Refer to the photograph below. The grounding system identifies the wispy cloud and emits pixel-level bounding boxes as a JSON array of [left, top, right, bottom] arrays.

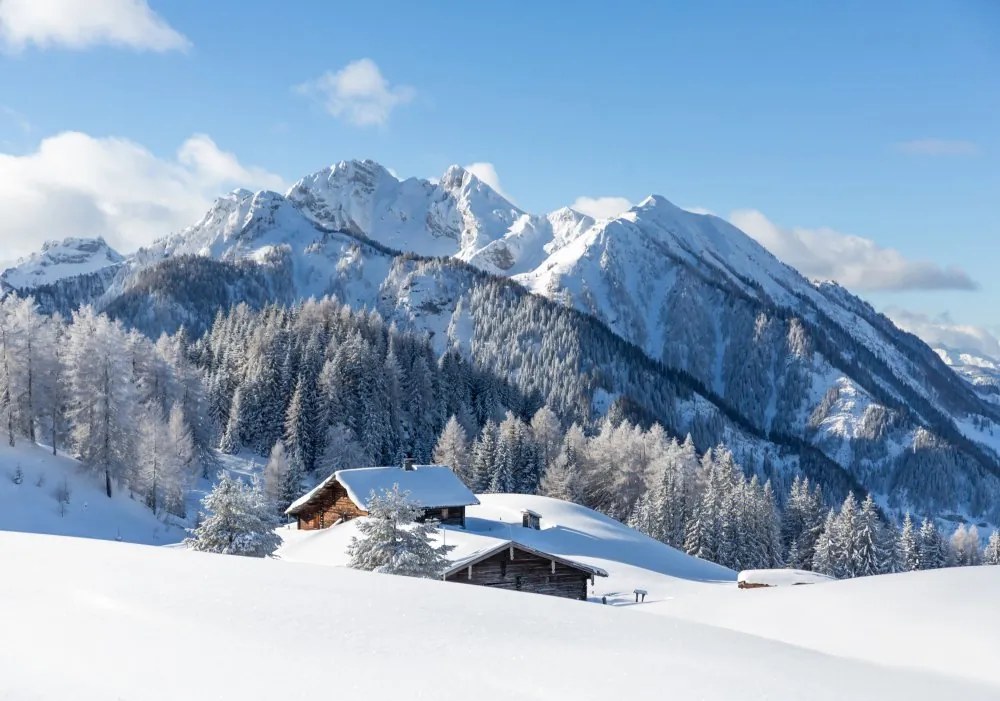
[[730, 209, 978, 292], [0, 105, 32, 133], [463, 162, 514, 202], [296, 59, 415, 127], [894, 138, 980, 157], [570, 196, 633, 220], [0, 0, 189, 53], [0, 131, 284, 259], [886, 308, 1000, 360]]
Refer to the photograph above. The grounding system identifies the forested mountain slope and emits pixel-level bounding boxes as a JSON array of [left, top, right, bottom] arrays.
[[8, 159, 1000, 522]]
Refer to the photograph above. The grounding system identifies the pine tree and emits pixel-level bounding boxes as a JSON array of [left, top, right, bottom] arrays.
[[812, 509, 837, 576], [854, 494, 885, 578], [899, 514, 919, 571], [918, 518, 947, 570], [470, 420, 499, 493], [346, 485, 454, 578], [185, 472, 281, 557]]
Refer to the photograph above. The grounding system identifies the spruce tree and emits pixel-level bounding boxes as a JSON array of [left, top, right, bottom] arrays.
[[898, 513, 918, 571], [984, 530, 1000, 566], [346, 485, 454, 578], [918, 518, 946, 570], [186, 473, 281, 557]]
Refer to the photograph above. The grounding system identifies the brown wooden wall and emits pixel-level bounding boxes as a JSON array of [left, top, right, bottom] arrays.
[[446, 547, 590, 600], [420, 506, 466, 528], [296, 482, 468, 530], [297, 481, 367, 530]]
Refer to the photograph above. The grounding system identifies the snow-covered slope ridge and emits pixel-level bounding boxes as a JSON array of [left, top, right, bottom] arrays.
[[1, 237, 123, 291], [4, 530, 996, 700], [0, 442, 184, 545]]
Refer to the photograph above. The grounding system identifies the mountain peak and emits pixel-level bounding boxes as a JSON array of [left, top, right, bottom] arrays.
[[1, 236, 124, 292]]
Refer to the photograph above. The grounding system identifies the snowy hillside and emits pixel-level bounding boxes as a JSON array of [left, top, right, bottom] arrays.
[[3, 530, 997, 700], [0, 442, 185, 545], [279, 494, 735, 602], [653, 566, 1000, 690]]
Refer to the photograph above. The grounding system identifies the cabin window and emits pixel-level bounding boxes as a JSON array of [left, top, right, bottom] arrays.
[[441, 508, 450, 520], [500, 560, 507, 577]]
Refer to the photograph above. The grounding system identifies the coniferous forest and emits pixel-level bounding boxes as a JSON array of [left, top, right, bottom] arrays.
[[2, 292, 999, 576]]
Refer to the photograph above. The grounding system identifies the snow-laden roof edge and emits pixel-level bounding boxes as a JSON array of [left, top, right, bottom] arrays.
[[442, 540, 608, 579], [737, 569, 835, 586], [286, 464, 479, 515]]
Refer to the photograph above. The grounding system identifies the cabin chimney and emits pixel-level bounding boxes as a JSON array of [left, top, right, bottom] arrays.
[[403, 455, 415, 471]]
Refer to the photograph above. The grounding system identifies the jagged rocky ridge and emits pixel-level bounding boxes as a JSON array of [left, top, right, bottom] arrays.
[[8, 160, 1000, 521]]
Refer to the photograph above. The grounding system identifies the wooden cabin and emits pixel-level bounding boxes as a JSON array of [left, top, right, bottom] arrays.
[[285, 459, 479, 530], [442, 541, 607, 601]]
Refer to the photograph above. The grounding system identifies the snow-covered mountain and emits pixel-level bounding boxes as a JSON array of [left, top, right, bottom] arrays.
[[1, 237, 123, 290], [1, 237, 125, 315], [936, 346, 1000, 402], [13, 158, 1000, 521]]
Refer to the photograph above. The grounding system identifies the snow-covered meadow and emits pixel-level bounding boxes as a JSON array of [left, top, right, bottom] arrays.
[[2, 529, 999, 701]]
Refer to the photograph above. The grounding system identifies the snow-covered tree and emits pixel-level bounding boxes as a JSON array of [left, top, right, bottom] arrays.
[[899, 513, 919, 572], [185, 472, 281, 557], [949, 524, 982, 567], [346, 485, 454, 578], [433, 416, 471, 485], [984, 530, 1000, 566], [918, 518, 947, 570], [263, 441, 301, 514], [530, 405, 562, 473]]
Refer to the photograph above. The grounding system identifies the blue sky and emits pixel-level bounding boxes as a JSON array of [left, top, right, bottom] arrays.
[[0, 0, 998, 352]]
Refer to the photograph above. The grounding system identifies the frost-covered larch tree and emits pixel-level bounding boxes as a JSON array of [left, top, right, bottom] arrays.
[[433, 415, 471, 486], [346, 485, 454, 578], [186, 472, 281, 557], [949, 524, 982, 567]]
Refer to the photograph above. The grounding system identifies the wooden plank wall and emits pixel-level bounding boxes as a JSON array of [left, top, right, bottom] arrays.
[[446, 548, 589, 600], [297, 482, 367, 530]]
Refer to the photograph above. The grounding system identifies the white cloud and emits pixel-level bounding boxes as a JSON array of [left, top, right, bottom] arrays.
[[296, 59, 415, 127], [0, 131, 285, 259], [730, 209, 977, 292], [894, 138, 980, 157], [0, 0, 189, 53], [570, 196, 633, 220], [886, 308, 1000, 360], [463, 162, 514, 202]]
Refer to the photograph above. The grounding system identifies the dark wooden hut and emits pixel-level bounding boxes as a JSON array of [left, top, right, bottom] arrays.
[[442, 541, 607, 601]]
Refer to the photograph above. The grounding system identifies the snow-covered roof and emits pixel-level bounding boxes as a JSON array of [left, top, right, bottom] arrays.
[[737, 569, 835, 587], [443, 540, 608, 579], [286, 464, 479, 515]]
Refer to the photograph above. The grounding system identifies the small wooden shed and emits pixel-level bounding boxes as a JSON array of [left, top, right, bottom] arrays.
[[285, 461, 479, 530], [442, 541, 607, 601]]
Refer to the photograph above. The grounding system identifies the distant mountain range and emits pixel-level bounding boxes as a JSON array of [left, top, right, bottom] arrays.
[[4, 159, 999, 523]]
